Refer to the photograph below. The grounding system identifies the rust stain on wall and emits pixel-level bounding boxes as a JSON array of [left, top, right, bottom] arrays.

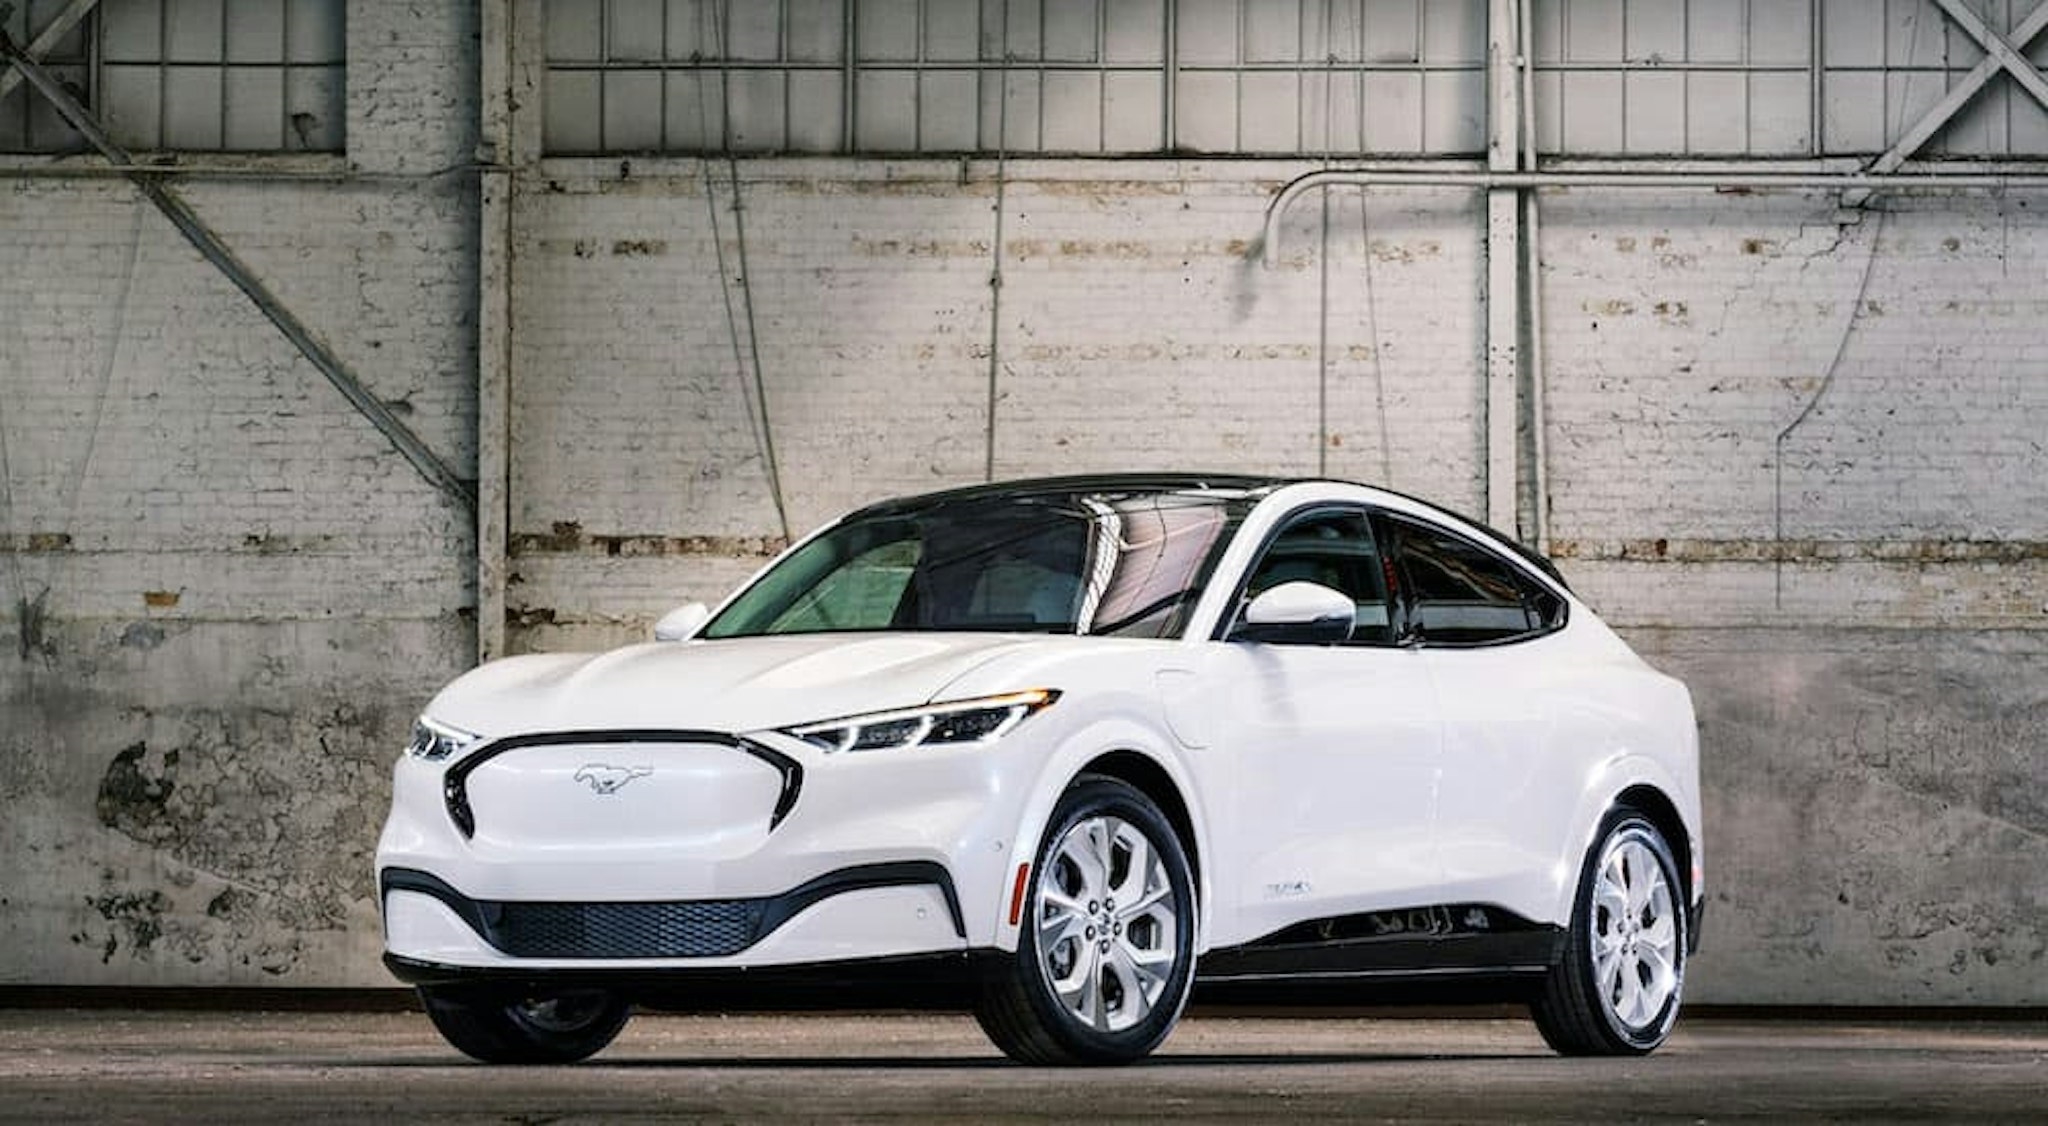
[[509, 524, 788, 559], [1548, 538, 2048, 564]]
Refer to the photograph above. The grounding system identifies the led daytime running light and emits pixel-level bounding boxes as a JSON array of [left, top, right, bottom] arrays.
[[786, 689, 1059, 754], [407, 716, 481, 761]]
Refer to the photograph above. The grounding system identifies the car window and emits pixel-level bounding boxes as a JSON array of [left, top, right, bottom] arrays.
[[1240, 510, 1393, 645], [768, 538, 921, 633], [702, 488, 1251, 639], [1381, 515, 1553, 645]]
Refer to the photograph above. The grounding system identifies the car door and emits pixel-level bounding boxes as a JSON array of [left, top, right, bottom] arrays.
[[1203, 507, 1444, 943], [1375, 512, 1578, 912]]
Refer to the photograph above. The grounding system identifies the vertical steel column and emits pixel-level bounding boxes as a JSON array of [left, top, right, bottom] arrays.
[[476, 1, 537, 663], [1484, 0, 1524, 535]]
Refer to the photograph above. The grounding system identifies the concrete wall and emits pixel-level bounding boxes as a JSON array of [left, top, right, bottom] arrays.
[[0, 6, 479, 986], [2, 2, 2042, 1002]]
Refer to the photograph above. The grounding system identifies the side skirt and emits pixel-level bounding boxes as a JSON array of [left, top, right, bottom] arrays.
[[1193, 904, 1564, 1006]]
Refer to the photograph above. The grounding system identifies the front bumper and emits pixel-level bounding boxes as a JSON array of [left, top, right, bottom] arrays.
[[381, 862, 965, 968], [376, 725, 1033, 970]]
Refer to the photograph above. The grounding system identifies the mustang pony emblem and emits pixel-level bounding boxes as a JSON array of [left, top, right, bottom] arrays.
[[574, 764, 652, 795]]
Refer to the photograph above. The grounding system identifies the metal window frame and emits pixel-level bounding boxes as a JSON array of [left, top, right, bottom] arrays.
[[540, 0, 1497, 156], [92, 0, 344, 153]]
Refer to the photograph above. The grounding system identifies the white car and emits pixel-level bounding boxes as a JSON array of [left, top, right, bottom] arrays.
[[378, 475, 1701, 1065]]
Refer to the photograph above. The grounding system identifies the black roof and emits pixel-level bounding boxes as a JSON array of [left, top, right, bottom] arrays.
[[843, 472, 1569, 590], [847, 473, 1292, 519]]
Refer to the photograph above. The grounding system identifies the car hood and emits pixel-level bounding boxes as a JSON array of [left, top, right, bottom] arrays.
[[426, 632, 1062, 739]]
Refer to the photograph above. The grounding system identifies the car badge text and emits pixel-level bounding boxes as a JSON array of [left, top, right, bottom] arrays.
[[575, 764, 652, 795]]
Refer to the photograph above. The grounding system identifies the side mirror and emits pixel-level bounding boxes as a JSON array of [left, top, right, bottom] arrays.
[[1232, 581, 1355, 645], [652, 602, 710, 642]]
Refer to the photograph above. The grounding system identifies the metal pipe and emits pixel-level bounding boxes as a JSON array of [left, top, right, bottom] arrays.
[[1261, 167, 2048, 267], [1517, 0, 1548, 552]]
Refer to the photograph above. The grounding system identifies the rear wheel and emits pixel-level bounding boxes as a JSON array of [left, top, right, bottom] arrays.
[[418, 985, 630, 1064], [975, 776, 1196, 1065], [1532, 811, 1687, 1055]]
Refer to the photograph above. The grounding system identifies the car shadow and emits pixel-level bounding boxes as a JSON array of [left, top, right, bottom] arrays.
[[332, 1050, 1538, 1070]]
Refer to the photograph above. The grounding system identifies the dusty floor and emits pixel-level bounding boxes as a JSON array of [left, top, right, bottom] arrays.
[[0, 1008, 2042, 1123]]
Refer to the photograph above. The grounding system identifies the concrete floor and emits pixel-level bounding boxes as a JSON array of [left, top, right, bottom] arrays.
[[0, 1008, 2043, 1123]]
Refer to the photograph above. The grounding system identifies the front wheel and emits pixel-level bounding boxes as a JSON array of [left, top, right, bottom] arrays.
[[418, 985, 630, 1064], [1532, 811, 1688, 1056], [975, 775, 1197, 1065]]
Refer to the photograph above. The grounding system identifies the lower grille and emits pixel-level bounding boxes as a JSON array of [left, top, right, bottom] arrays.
[[489, 900, 765, 958], [381, 861, 965, 961]]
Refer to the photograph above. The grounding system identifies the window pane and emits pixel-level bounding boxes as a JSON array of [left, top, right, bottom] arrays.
[[544, 68, 603, 152], [26, 64, 88, 150], [788, 68, 844, 149], [163, 64, 224, 148], [548, 0, 604, 59], [167, 0, 224, 62], [604, 69, 665, 150], [609, 0, 666, 62], [856, 0, 917, 61], [224, 66, 283, 148], [284, 65, 342, 149], [102, 0, 163, 63], [225, 0, 285, 62], [1043, 0, 1099, 63], [1388, 519, 1535, 645], [786, 0, 844, 61], [1103, 0, 1163, 63], [919, 69, 979, 151], [286, 0, 343, 62], [1244, 512, 1393, 645], [103, 64, 163, 147]]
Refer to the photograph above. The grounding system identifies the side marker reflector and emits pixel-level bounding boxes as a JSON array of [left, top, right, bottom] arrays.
[[1007, 863, 1031, 927]]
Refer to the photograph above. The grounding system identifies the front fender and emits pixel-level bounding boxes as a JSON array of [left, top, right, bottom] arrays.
[[986, 715, 1212, 956]]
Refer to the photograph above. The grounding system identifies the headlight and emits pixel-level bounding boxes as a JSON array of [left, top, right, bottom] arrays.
[[407, 716, 481, 761], [783, 689, 1059, 754]]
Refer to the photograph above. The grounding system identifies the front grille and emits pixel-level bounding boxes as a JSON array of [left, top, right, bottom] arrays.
[[489, 900, 766, 958]]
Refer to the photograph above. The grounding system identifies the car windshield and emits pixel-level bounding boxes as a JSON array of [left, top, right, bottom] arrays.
[[701, 487, 1255, 640]]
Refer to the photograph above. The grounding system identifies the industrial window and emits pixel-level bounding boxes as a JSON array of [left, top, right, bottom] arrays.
[[0, 0, 345, 154], [543, 0, 2048, 158], [539, 0, 1489, 155], [0, 1, 91, 150], [1534, 0, 2048, 158]]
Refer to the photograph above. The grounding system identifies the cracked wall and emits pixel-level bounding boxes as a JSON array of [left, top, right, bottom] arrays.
[[2, 2, 2043, 1003], [0, 5, 478, 986]]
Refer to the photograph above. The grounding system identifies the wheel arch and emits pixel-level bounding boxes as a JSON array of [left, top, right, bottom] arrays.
[[1075, 749, 1202, 895], [1613, 784, 1694, 907], [1608, 783, 1702, 955]]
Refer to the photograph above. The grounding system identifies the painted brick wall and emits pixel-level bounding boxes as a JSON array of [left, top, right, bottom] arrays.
[[509, 162, 1488, 650], [0, 14, 478, 985], [507, 166, 2046, 1005], [2, 0, 2041, 1004]]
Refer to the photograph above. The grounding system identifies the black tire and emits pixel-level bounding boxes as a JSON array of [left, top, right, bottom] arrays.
[[975, 775, 1197, 1065], [1532, 810, 1688, 1056], [418, 985, 630, 1064]]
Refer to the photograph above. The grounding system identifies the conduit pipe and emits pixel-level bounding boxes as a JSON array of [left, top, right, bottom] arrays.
[[1261, 168, 2048, 268]]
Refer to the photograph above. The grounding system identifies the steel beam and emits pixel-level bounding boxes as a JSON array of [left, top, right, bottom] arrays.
[[0, 23, 476, 512], [1844, 0, 2048, 205], [0, 0, 98, 105], [1484, 0, 1523, 535], [1865, 1, 2048, 177], [475, 2, 526, 662]]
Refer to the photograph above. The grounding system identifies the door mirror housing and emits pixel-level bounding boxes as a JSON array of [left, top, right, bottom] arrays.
[[653, 602, 711, 642], [1232, 581, 1355, 645]]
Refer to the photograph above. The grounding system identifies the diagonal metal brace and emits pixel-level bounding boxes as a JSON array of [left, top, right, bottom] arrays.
[[0, 21, 477, 511], [0, 0, 99, 104], [1850, 0, 2048, 203]]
